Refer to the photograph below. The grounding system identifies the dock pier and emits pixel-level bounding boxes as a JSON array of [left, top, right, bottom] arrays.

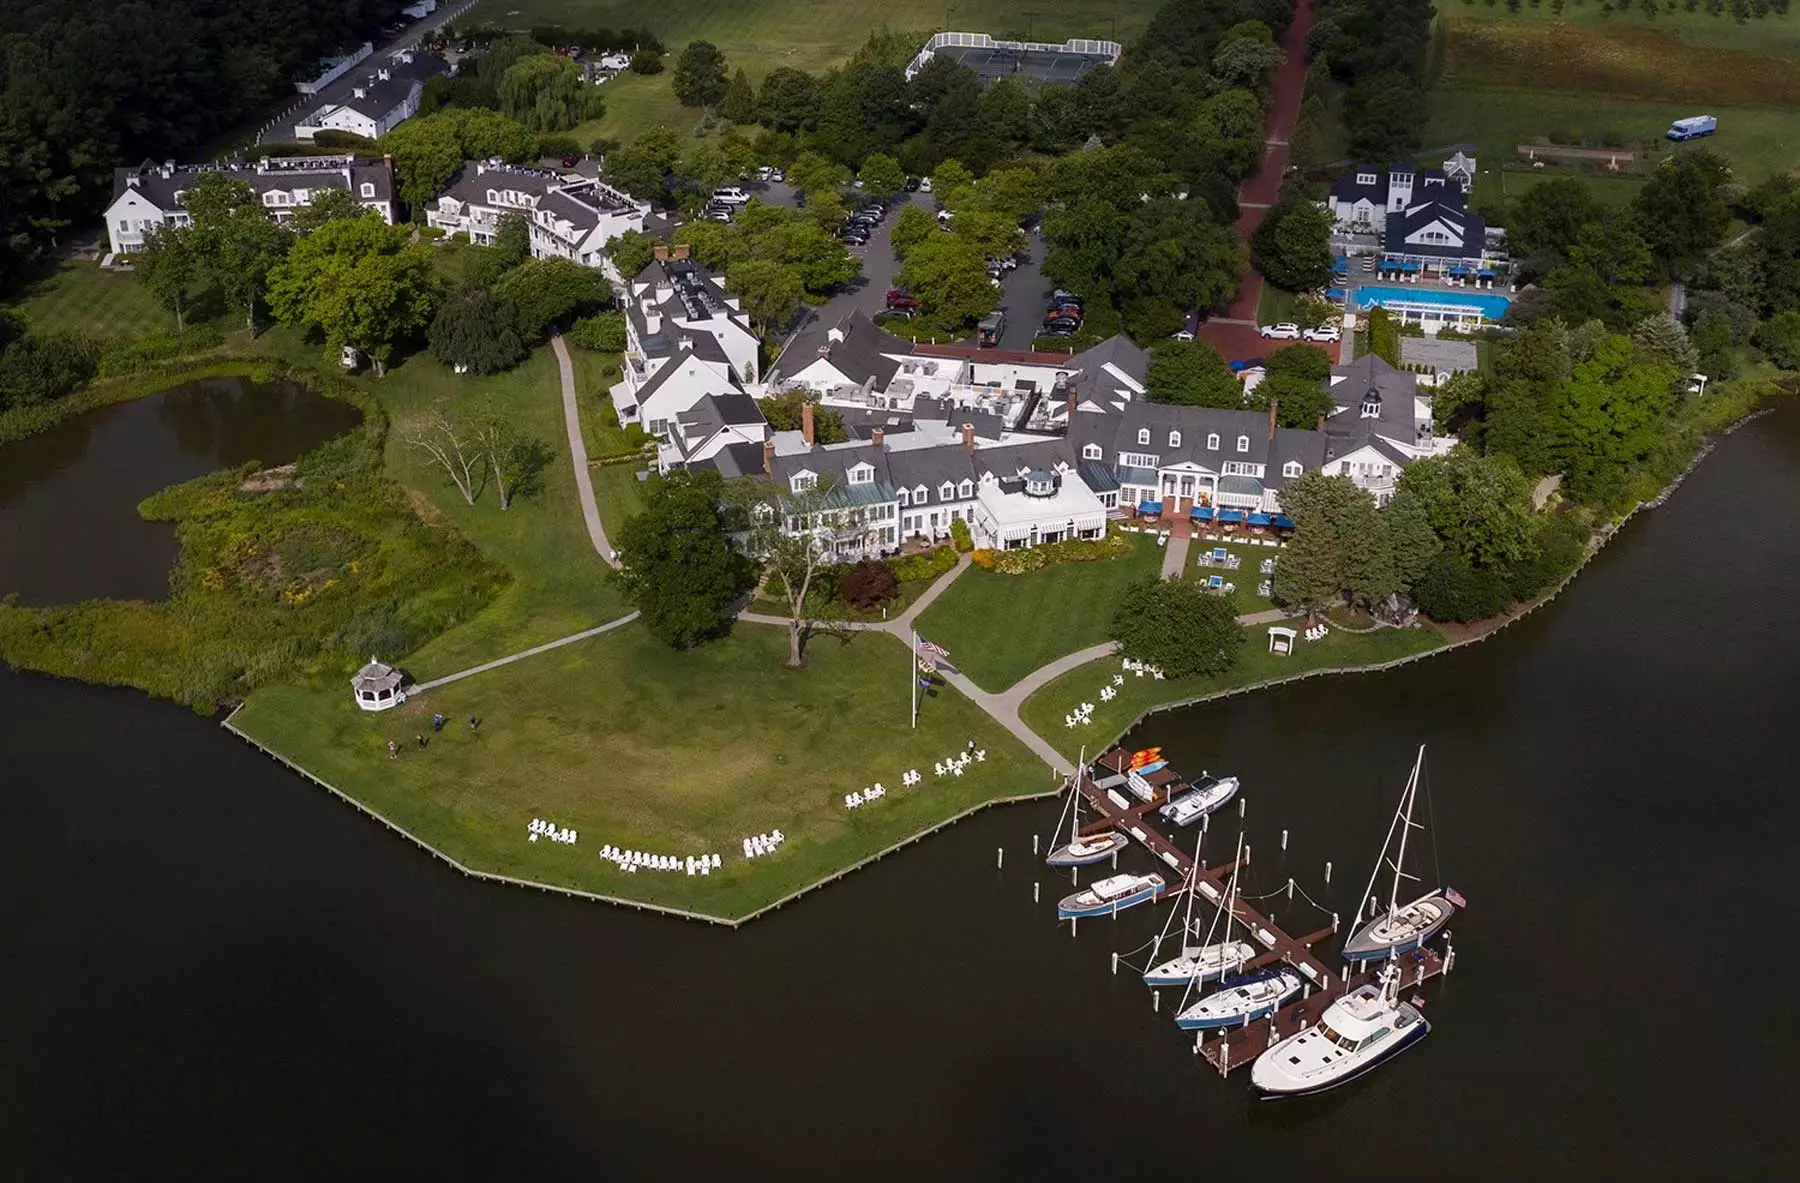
[[1069, 747, 1453, 1076]]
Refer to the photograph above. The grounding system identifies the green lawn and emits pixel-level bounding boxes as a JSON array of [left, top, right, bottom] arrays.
[[1179, 539, 1280, 615], [1020, 622, 1447, 761], [912, 533, 1161, 692], [232, 620, 1049, 919], [12, 261, 184, 340], [1257, 285, 1300, 327], [590, 459, 647, 546], [512, 0, 1155, 143]]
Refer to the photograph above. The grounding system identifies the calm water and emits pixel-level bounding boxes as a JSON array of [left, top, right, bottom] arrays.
[[0, 376, 361, 604], [3, 407, 1798, 1178]]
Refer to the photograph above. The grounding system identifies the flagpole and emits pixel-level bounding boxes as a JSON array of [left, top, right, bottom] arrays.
[[910, 628, 918, 729]]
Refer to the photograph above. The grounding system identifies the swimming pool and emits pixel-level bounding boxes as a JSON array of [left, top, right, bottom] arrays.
[[1350, 284, 1511, 321]]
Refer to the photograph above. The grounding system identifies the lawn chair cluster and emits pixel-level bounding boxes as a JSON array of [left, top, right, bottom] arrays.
[[1258, 581, 1273, 598], [933, 749, 985, 778], [1121, 658, 1164, 678], [1065, 701, 1097, 729], [742, 830, 785, 859], [1099, 684, 1117, 702], [1304, 623, 1330, 641], [902, 768, 923, 787], [528, 818, 576, 845], [1260, 557, 1276, 575], [1196, 547, 1242, 570], [845, 783, 889, 809], [601, 846, 720, 875], [1202, 574, 1236, 595]]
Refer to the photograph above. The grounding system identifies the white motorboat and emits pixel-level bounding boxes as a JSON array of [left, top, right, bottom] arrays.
[[1174, 966, 1305, 1030], [1158, 773, 1240, 827], [1250, 963, 1429, 1097], [1343, 745, 1462, 963], [1144, 939, 1255, 987], [1058, 872, 1164, 920]]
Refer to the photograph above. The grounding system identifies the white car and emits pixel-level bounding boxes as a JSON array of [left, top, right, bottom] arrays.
[[1303, 324, 1341, 343], [711, 187, 751, 206], [1259, 322, 1302, 340], [1169, 330, 1195, 341], [919, 176, 933, 192]]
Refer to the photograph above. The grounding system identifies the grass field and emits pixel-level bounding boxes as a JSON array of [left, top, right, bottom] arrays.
[[231, 620, 1048, 919], [1019, 622, 1446, 761], [912, 533, 1161, 692], [499, 0, 1157, 143], [12, 262, 184, 339], [1180, 540, 1278, 614]]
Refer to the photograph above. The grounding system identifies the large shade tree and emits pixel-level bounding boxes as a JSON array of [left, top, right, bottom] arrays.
[[267, 216, 437, 375], [615, 470, 756, 647]]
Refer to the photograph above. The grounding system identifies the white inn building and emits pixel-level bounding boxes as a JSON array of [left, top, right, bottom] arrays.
[[105, 156, 395, 251]]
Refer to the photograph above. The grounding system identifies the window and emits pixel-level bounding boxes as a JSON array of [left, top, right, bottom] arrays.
[[790, 473, 817, 493], [1206, 432, 1219, 450], [1137, 428, 1150, 445], [897, 488, 910, 507], [847, 463, 873, 485], [1120, 451, 1159, 470], [487, 189, 499, 206], [1082, 443, 1102, 460], [1338, 461, 1350, 475], [1284, 461, 1303, 478], [1236, 435, 1249, 453], [939, 482, 955, 501], [173, 190, 185, 206], [1168, 430, 1181, 448], [1357, 172, 1377, 185], [958, 479, 973, 498], [360, 182, 376, 199], [913, 485, 928, 505]]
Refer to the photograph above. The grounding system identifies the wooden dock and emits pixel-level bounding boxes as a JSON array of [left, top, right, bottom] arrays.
[[1073, 748, 1457, 1076]]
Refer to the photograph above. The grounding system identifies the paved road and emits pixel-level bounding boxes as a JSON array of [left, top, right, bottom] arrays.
[[997, 225, 1051, 351], [550, 335, 621, 568]]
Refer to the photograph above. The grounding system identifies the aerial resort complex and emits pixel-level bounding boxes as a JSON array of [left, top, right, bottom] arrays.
[[1041, 744, 1462, 1094]]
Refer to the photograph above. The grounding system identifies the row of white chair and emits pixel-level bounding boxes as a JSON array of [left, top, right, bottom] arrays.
[[528, 818, 576, 845], [743, 831, 785, 858]]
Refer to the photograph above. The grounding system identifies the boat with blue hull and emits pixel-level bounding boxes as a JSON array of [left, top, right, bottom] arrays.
[[1175, 966, 1305, 1030], [1250, 964, 1430, 1097], [1057, 872, 1164, 920]]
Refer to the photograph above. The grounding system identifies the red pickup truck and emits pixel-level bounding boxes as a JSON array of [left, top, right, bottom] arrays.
[[885, 289, 919, 312]]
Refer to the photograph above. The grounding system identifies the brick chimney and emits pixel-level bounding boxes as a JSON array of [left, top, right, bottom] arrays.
[[962, 422, 975, 454], [671, 242, 691, 261], [1065, 388, 1077, 423], [802, 401, 816, 446], [653, 243, 669, 262], [1316, 413, 1327, 433], [1268, 397, 1279, 442], [872, 427, 885, 448], [763, 437, 775, 476]]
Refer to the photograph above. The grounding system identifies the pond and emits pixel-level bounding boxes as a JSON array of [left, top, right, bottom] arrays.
[[0, 375, 362, 605]]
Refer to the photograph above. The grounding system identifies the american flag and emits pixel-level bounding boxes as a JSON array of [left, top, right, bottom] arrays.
[[1444, 886, 1467, 910], [917, 636, 949, 659]]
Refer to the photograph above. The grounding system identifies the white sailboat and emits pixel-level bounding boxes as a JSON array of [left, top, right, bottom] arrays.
[[1174, 965, 1305, 1031], [1250, 961, 1430, 1097], [1342, 745, 1461, 963], [1045, 746, 1130, 868], [1144, 830, 1254, 987]]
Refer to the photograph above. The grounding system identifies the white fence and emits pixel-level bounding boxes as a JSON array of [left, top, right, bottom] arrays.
[[904, 31, 1124, 79]]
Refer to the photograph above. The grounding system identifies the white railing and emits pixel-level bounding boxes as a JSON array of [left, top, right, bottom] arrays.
[[904, 31, 1124, 79]]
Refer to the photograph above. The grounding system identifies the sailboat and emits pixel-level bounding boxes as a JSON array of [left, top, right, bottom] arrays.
[[1342, 745, 1462, 963], [1249, 961, 1430, 1097], [1174, 965, 1305, 1031], [1144, 831, 1255, 987], [1045, 748, 1130, 868]]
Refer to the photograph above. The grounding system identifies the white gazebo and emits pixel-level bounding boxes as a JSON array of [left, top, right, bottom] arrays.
[[1267, 626, 1297, 657], [351, 657, 405, 711]]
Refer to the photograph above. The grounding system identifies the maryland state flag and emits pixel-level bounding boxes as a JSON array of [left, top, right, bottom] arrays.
[[1128, 747, 1164, 770]]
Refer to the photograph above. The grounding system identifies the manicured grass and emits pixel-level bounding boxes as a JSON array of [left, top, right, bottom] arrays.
[[231, 621, 1049, 919], [912, 533, 1162, 692], [565, 345, 653, 461], [749, 564, 950, 624], [1441, 5, 1800, 63], [1258, 284, 1301, 327], [1179, 539, 1280, 615], [1020, 622, 1448, 761], [364, 346, 629, 680], [12, 261, 183, 340], [590, 460, 647, 546]]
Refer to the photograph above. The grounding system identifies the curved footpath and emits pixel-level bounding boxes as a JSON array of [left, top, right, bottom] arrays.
[[551, 335, 620, 569]]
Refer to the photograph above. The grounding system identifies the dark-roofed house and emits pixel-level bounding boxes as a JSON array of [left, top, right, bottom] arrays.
[[426, 162, 648, 269], [1321, 354, 1453, 506], [768, 311, 912, 399], [105, 156, 395, 251], [1329, 163, 1464, 233], [660, 392, 768, 472], [1384, 195, 1485, 268], [615, 249, 762, 429], [295, 49, 441, 141]]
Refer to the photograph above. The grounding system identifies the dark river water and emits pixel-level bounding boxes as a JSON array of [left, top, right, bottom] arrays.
[[0, 376, 361, 605], [3, 399, 1798, 1179]]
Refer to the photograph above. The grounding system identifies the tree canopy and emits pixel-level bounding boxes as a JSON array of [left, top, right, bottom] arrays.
[[1109, 577, 1244, 679], [615, 470, 756, 648], [267, 216, 437, 376], [1147, 341, 1242, 407], [673, 40, 730, 108]]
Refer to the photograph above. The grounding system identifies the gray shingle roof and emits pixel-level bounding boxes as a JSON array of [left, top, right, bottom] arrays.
[[112, 156, 393, 210], [774, 309, 911, 390]]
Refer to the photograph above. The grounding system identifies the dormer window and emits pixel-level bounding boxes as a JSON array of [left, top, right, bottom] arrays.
[[1207, 432, 1220, 450], [487, 189, 499, 205], [790, 473, 818, 494], [897, 488, 910, 507], [913, 485, 928, 504], [1168, 431, 1181, 448], [1137, 428, 1150, 445], [1357, 172, 1377, 185], [939, 482, 955, 501], [958, 479, 973, 498], [1082, 443, 1101, 460], [1236, 435, 1249, 453], [173, 189, 186, 206], [847, 463, 874, 485], [360, 182, 375, 198], [1284, 460, 1303, 478]]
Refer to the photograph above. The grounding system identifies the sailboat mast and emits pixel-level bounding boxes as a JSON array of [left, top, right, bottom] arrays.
[[1387, 745, 1425, 921], [1070, 744, 1086, 845], [1182, 823, 1204, 938], [1223, 829, 1246, 947]]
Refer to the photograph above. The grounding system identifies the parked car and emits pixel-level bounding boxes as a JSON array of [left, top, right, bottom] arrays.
[[1046, 303, 1083, 321], [842, 227, 871, 246], [919, 177, 933, 192], [885, 290, 919, 312], [1041, 319, 1080, 337], [904, 176, 921, 191], [1303, 324, 1341, 343], [1259, 322, 1302, 340], [857, 205, 886, 219], [711, 186, 751, 206], [977, 311, 1005, 347], [1050, 289, 1083, 309], [560, 155, 580, 168], [705, 207, 733, 222], [1169, 330, 1195, 341]]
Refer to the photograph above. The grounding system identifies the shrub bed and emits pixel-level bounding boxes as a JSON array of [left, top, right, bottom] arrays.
[[969, 527, 1131, 575]]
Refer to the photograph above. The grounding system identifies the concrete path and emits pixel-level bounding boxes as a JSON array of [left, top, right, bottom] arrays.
[[551, 335, 619, 568], [1160, 532, 1190, 580], [414, 612, 640, 692]]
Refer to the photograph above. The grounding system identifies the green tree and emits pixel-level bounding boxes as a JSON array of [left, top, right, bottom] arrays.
[[978, 77, 1032, 145], [379, 115, 468, 211], [757, 67, 822, 132], [135, 225, 202, 330], [949, 208, 1025, 262], [725, 258, 803, 336], [1384, 489, 1443, 594], [1567, 209, 1654, 288], [1255, 344, 1337, 428], [605, 125, 684, 199], [761, 388, 847, 442], [681, 134, 757, 195], [673, 40, 730, 108], [1507, 178, 1605, 266], [890, 205, 936, 259], [291, 187, 370, 234], [428, 287, 527, 375], [492, 257, 613, 339], [1146, 340, 1242, 407], [185, 173, 292, 332], [720, 68, 757, 124], [1273, 472, 1396, 611], [1395, 448, 1538, 566], [607, 229, 661, 279], [1757, 309, 1800, 369], [1690, 308, 1736, 378], [479, 212, 532, 284], [480, 35, 551, 85], [787, 150, 849, 201], [1115, 199, 1245, 317], [896, 233, 997, 330], [566, 311, 627, 353], [630, 49, 664, 75], [498, 54, 604, 132], [1633, 149, 1732, 274], [858, 152, 906, 196], [1260, 200, 1334, 291], [1212, 24, 1286, 92], [267, 216, 436, 376], [1550, 334, 1677, 500], [930, 159, 974, 200], [1629, 314, 1699, 378], [616, 470, 756, 648], [1108, 578, 1244, 679], [740, 478, 879, 666]]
